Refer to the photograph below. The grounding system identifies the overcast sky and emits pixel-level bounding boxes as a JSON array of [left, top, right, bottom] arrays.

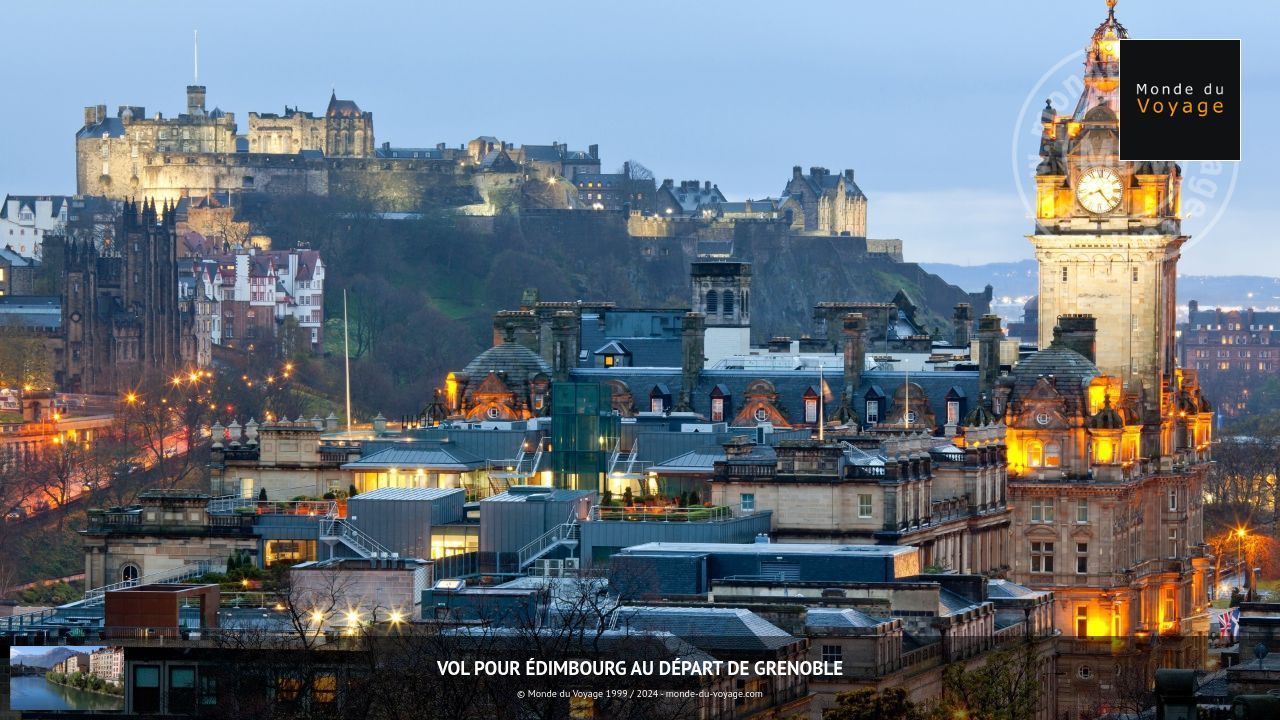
[[1, 1, 1274, 275]]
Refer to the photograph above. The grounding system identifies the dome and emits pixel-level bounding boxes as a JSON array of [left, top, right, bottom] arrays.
[[461, 341, 553, 395], [1007, 343, 1101, 418]]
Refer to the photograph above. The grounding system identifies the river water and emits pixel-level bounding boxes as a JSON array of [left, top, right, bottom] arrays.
[[9, 675, 124, 711]]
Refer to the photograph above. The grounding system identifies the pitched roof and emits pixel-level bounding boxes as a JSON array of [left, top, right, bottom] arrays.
[[76, 117, 126, 139], [341, 444, 484, 471], [804, 607, 885, 629], [326, 92, 363, 118], [615, 606, 798, 652]]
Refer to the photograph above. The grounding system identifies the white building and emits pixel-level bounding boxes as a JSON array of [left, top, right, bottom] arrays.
[[0, 195, 69, 258]]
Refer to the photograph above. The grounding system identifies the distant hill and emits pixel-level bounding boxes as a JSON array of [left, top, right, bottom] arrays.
[[923, 259, 1280, 309], [9, 646, 79, 669], [921, 260, 1038, 299]]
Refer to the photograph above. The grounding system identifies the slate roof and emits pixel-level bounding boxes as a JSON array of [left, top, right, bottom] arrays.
[[0, 295, 60, 330], [1006, 342, 1099, 417], [342, 444, 485, 471], [804, 607, 885, 629], [326, 92, 362, 117], [375, 147, 444, 159], [1, 195, 69, 219], [985, 579, 1046, 600], [520, 145, 564, 163], [615, 606, 798, 652], [76, 117, 126, 139], [569, 366, 979, 433], [1187, 306, 1280, 327], [461, 342, 553, 402], [939, 588, 984, 615], [0, 248, 36, 267], [649, 447, 726, 473]]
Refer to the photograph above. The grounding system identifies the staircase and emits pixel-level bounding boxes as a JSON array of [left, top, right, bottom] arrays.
[[319, 514, 394, 560], [488, 438, 548, 496], [517, 508, 581, 571], [2, 560, 224, 631]]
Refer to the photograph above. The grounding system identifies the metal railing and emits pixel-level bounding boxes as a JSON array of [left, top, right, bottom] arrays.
[[590, 504, 735, 523], [319, 515, 393, 559], [77, 560, 221, 607], [3, 560, 225, 632], [517, 508, 580, 569]]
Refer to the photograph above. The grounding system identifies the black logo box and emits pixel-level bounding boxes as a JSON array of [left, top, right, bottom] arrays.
[[1119, 39, 1240, 162]]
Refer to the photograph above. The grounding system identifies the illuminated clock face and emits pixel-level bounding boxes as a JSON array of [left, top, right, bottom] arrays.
[[1076, 167, 1124, 214]]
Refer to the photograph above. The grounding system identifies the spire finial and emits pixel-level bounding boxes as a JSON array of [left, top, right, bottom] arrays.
[[1106, 0, 1116, 16]]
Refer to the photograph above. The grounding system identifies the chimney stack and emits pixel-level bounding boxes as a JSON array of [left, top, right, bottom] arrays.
[[976, 314, 1003, 407], [551, 310, 580, 382], [952, 303, 973, 346], [676, 312, 705, 412], [841, 313, 867, 405], [1055, 314, 1097, 363]]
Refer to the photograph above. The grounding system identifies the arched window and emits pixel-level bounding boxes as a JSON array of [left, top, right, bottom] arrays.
[[1027, 441, 1044, 468], [722, 290, 735, 314], [1045, 443, 1062, 467], [705, 290, 718, 314], [121, 563, 140, 583]]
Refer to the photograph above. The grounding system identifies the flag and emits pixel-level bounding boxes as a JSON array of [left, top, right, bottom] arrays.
[[1218, 608, 1239, 640]]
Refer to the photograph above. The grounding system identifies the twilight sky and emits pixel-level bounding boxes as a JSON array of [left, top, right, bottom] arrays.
[[0, 0, 1274, 275]]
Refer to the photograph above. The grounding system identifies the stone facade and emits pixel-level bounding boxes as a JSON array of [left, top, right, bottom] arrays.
[[1010, 11, 1216, 713], [780, 166, 867, 236], [81, 490, 258, 589], [54, 200, 205, 393], [1179, 301, 1280, 418], [209, 417, 358, 499]]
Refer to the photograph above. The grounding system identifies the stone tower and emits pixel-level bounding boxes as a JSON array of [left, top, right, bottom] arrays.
[[1029, 2, 1182, 428], [690, 260, 751, 367], [186, 85, 206, 117]]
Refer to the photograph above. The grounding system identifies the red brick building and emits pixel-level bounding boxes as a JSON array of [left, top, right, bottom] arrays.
[[1179, 300, 1280, 417]]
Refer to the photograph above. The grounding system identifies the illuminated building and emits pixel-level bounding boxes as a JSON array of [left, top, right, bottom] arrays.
[[1008, 4, 1215, 715]]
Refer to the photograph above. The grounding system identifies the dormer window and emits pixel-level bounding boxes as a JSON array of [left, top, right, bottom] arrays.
[[803, 388, 819, 424], [865, 399, 880, 425]]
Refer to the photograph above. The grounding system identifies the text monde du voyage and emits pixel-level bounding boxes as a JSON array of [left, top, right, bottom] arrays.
[[1133, 83, 1228, 118]]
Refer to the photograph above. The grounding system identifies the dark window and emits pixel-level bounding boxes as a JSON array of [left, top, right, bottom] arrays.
[[722, 290, 735, 314], [169, 666, 197, 714], [705, 290, 718, 314], [133, 665, 161, 713]]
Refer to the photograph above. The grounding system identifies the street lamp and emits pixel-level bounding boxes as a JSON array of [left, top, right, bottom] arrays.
[[1237, 527, 1250, 601]]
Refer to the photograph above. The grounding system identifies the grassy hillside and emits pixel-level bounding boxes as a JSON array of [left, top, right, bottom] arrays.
[[243, 196, 983, 418]]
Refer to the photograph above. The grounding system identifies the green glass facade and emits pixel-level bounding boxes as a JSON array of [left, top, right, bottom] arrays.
[[550, 382, 620, 492]]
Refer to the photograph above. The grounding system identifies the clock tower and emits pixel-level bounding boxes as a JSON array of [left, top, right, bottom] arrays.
[[1030, 0, 1184, 435]]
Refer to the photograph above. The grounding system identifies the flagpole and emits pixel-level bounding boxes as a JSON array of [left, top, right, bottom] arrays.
[[343, 289, 352, 434]]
